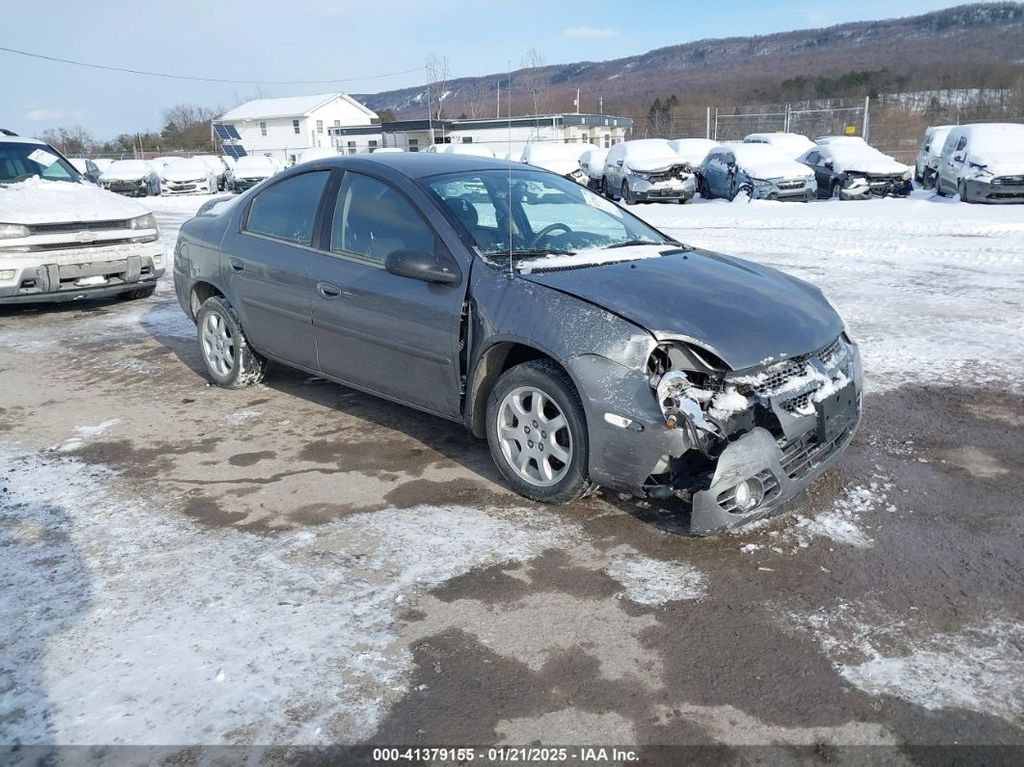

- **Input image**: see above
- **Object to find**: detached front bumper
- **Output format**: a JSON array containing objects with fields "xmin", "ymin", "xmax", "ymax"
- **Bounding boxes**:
[
  {"xmin": 965, "ymin": 178, "xmax": 1024, "ymax": 203},
  {"xmin": 572, "ymin": 338, "xmax": 863, "ymax": 535},
  {"xmin": 631, "ymin": 176, "xmax": 696, "ymax": 202},
  {"xmin": 0, "ymin": 242, "xmax": 165, "ymax": 304}
]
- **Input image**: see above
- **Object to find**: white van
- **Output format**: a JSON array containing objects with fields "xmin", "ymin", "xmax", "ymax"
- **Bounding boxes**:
[{"xmin": 936, "ymin": 123, "xmax": 1024, "ymax": 203}]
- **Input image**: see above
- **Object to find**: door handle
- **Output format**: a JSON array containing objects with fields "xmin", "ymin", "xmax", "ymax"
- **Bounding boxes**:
[
  {"xmin": 317, "ymin": 282, "xmax": 341, "ymax": 299},
  {"xmin": 229, "ymin": 258, "xmax": 245, "ymax": 272}
]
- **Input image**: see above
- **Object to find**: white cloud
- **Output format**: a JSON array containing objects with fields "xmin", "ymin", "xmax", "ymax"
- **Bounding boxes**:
[
  {"xmin": 24, "ymin": 108, "xmax": 65, "ymax": 121},
  {"xmin": 564, "ymin": 26, "xmax": 618, "ymax": 38}
]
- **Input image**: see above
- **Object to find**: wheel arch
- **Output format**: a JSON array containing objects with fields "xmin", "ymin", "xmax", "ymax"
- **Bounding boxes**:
[
  {"xmin": 466, "ymin": 340, "xmax": 581, "ymax": 439},
  {"xmin": 188, "ymin": 280, "xmax": 224, "ymax": 320}
]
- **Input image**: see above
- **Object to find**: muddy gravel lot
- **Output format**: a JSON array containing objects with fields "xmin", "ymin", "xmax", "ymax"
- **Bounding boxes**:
[{"xmin": 1, "ymin": 196, "xmax": 1023, "ymax": 760}]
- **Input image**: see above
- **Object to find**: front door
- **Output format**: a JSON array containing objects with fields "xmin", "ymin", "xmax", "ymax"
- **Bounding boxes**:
[
  {"xmin": 223, "ymin": 169, "xmax": 331, "ymax": 370},
  {"xmin": 310, "ymin": 171, "xmax": 468, "ymax": 417}
]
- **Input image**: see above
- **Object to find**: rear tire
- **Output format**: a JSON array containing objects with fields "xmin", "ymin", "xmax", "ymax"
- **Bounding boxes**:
[
  {"xmin": 195, "ymin": 296, "xmax": 267, "ymax": 389},
  {"xmin": 485, "ymin": 360, "xmax": 595, "ymax": 504},
  {"xmin": 958, "ymin": 178, "xmax": 970, "ymax": 203}
]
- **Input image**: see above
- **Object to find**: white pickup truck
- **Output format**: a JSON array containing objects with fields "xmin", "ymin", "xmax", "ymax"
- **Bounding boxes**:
[{"xmin": 0, "ymin": 133, "xmax": 165, "ymax": 304}]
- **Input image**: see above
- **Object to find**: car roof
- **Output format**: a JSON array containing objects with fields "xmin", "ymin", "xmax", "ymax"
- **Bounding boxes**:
[
  {"xmin": 0, "ymin": 134, "xmax": 47, "ymax": 146},
  {"xmin": 298, "ymin": 152, "xmax": 526, "ymax": 179}
]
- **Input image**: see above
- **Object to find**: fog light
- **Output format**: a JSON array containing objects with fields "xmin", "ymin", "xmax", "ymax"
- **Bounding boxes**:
[
  {"xmin": 0, "ymin": 269, "xmax": 15, "ymax": 281},
  {"xmin": 734, "ymin": 478, "xmax": 764, "ymax": 511}
]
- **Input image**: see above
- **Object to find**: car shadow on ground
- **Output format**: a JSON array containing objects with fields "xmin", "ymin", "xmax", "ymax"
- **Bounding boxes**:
[{"xmin": 137, "ymin": 300, "xmax": 699, "ymax": 535}]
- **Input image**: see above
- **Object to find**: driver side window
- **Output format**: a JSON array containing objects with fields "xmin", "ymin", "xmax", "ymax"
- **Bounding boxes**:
[{"xmin": 330, "ymin": 172, "xmax": 436, "ymax": 265}]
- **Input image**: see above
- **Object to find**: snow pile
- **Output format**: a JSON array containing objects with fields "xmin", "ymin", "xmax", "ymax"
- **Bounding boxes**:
[
  {"xmin": 0, "ymin": 446, "xmax": 575, "ymax": 744},
  {"xmin": 604, "ymin": 551, "xmax": 707, "ymax": 606},
  {"xmin": 0, "ymin": 175, "xmax": 150, "ymax": 224},
  {"xmin": 791, "ymin": 477, "xmax": 894, "ymax": 548},
  {"xmin": 49, "ymin": 419, "xmax": 121, "ymax": 453},
  {"xmin": 802, "ymin": 602, "xmax": 1024, "ymax": 726}
]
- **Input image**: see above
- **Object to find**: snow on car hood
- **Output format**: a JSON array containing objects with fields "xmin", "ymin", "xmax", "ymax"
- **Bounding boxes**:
[
  {"xmin": 163, "ymin": 164, "xmax": 210, "ymax": 182},
  {"xmin": 968, "ymin": 153, "xmax": 1024, "ymax": 176},
  {"xmin": 0, "ymin": 177, "xmax": 149, "ymax": 224},
  {"xmin": 742, "ymin": 159, "xmax": 814, "ymax": 181},
  {"xmin": 521, "ymin": 248, "xmax": 842, "ymax": 370},
  {"xmin": 625, "ymin": 156, "xmax": 687, "ymax": 173},
  {"xmin": 834, "ymin": 153, "xmax": 908, "ymax": 175}
]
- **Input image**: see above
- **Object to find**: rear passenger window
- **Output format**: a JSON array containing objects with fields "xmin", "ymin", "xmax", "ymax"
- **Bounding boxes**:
[
  {"xmin": 245, "ymin": 171, "xmax": 329, "ymax": 246},
  {"xmin": 955, "ymin": 136, "xmax": 968, "ymax": 152},
  {"xmin": 330, "ymin": 172, "xmax": 436, "ymax": 265}
]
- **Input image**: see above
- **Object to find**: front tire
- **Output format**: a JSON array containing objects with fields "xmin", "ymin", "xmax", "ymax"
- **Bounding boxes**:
[
  {"xmin": 621, "ymin": 181, "xmax": 635, "ymax": 205},
  {"xmin": 195, "ymin": 296, "xmax": 267, "ymax": 389},
  {"xmin": 958, "ymin": 178, "xmax": 971, "ymax": 203},
  {"xmin": 486, "ymin": 360, "xmax": 594, "ymax": 504}
]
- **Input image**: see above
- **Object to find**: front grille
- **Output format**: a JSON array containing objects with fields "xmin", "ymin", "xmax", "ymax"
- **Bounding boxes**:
[
  {"xmin": 29, "ymin": 220, "xmax": 130, "ymax": 234},
  {"xmin": 993, "ymin": 175, "xmax": 1024, "ymax": 185},
  {"xmin": 777, "ymin": 180, "xmax": 804, "ymax": 190},
  {"xmin": 731, "ymin": 335, "xmax": 852, "ymax": 411},
  {"xmin": 779, "ymin": 425, "xmax": 853, "ymax": 480},
  {"xmin": 29, "ymin": 238, "xmax": 134, "ymax": 251}
]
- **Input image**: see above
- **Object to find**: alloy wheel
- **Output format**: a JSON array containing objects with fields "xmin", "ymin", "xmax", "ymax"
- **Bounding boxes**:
[
  {"xmin": 497, "ymin": 386, "xmax": 572, "ymax": 487},
  {"xmin": 201, "ymin": 311, "xmax": 235, "ymax": 377}
]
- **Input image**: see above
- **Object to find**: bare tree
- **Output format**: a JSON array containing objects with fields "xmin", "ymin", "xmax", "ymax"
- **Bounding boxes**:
[
  {"xmin": 39, "ymin": 125, "xmax": 95, "ymax": 156},
  {"xmin": 161, "ymin": 103, "xmax": 218, "ymax": 151},
  {"xmin": 520, "ymin": 47, "xmax": 549, "ymax": 118},
  {"xmin": 425, "ymin": 52, "xmax": 452, "ymax": 121}
]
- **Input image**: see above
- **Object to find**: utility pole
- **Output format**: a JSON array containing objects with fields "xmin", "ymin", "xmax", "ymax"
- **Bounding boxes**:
[
  {"xmin": 599, "ymin": 96, "xmax": 603, "ymax": 114},
  {"xmin": 496, "ymin": 79, "xmax": 500, "ymax": 118},
  {"xmin": 706, "ymin": 106, "xmax": 711, "ymax": 139},
  {"xmin": 863, "ymin": 96, "xmax": 871, "ymax": 141}
]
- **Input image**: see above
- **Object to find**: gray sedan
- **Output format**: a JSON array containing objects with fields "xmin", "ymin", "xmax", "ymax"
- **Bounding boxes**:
[{"xmin": 173, "ymin": 154, "xmax": 862, "ymax": 534}]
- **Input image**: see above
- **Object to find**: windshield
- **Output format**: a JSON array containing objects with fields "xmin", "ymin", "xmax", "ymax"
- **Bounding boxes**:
[
  {"xmin": 424, "ymin": 168, "xmax": 673, "ymax": 263},
  {"xmin": 0, "ymin": 141, "xmax": 82, "ymax": 185}
]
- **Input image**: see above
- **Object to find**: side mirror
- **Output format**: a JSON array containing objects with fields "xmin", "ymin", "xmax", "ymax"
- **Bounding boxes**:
[
  {"xmin": 384, "ymin": 249, "xmax": 459, "ymax": 285},
  {"xmin": 616, "ymin": 159, "xmax": 624, "ymax": 167},
  {"xmin": 824, "ymin": 160, "xmax": 834, "ymax": 170}
]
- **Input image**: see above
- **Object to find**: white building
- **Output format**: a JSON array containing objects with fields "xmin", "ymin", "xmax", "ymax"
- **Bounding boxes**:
[
  {"xmin": 329, "ymin": 113, "xmax": 633, "ymax": 157},
  {"xmin": 215, "ymin": 93, "xmax": 378, "ymax": 165}
]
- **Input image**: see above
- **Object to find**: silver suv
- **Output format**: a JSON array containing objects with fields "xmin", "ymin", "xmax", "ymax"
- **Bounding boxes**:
[{"xmin": 0, "ymin": 134, "xmax": 165, "ymax": 304}]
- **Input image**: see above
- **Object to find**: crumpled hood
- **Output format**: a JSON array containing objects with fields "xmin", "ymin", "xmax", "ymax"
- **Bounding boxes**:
[
  {"xmin": 0, "ymin": 177, "xmax": 149, "ymax": 224},
  {"xmin": 520, "ymin": 249, "xmax": 843, "ymax": 370},
  {"xmin": 100, "ymin": 168, "xmax": 151, "ymax": 181},
  {"xmin": 743, "ymin": 160, "xmax": 814, "ymax": 181},
  {"xmin": 837, "ymin": 157, "xmax": 908, "ymax": 176},
  {"xmin": 626, "ymin": 158, "xmax": 687, "ymax": 173}
]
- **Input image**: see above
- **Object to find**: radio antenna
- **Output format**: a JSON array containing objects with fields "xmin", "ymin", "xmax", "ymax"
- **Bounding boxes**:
[{"xmin": 507, "ymin": 58, "xmax": 514, "ymax": 279}]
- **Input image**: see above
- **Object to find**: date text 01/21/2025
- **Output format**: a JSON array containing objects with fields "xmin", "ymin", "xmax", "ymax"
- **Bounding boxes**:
[{"xmin": 372, "ymin": 746, "xmax": 640, "ymax": 762}]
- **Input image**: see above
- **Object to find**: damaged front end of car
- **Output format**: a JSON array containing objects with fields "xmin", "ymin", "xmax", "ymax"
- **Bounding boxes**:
[
  {"xmin": 642, "ymin": 334, "xmax": 863, "ymax": 534},
  {"xmin": 840, "ymin": 171, "xmax": 913, "ymax": 199},
  {"xmin": 628, "ymin": 163, "xmax": 697, "ymax": 202}
]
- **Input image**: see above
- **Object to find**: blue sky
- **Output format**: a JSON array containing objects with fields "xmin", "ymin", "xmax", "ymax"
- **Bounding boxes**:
[{"xmin": 3, "ymin": 0, "xmax": 966, "ymax": 139}]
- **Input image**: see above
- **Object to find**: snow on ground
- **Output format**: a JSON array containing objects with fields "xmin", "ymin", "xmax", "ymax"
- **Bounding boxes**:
[
  {"xmin": 801, "ymin": 602, "xmax": 1024, "ymax": 728},
  {"xmin": 603, "ymin": 550, "xmax": 708, "ymax": 606},
  {"xmin": 634, "ymin": 192, "xmax": 1024, "ymax": 394},
  {"xmin": 0, "ymin": 446, "xmax": 577, "ymax": 744}
]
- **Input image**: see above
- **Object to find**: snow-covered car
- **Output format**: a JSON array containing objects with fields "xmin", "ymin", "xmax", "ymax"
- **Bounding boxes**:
[
  {"xmin": 699, "ymin": 143, "xmax": 816, "ymax": 202},
  {"xmin": 174, "ymin": 153, "xmax": 862, "ymax": 535},
  {"xmin": 579, "ymin": 147, "xmax": 609, "ymax": 191},
  {"xmin": 193, "ymin": 155, "xmax": 229, "ymax": 190},
  {"xmin": 935, "ymin": 123, "xmax": 1024, "ymax": 204},
  {"xmin": 68, "ymin": 157, "xmax": 101, "ymax": 184},
  {"xmin": 446, "ymin": 144, "xmax": 496, "ymax": 158},
  {"xmin": 99, "ymin": 159, "xmax": 161, "ymax": 197},
  {"xmin": 603, "ymin": 139, "xmax": 697, "ymax": 204},
  {"xmin": 230, "ymin": 156, "xmax": 278, "ymax": 192},
  {"xmin": 668, "ymin": 138, "xmax": 717, "ymax": 167},
  {"xmin": 915, "ymin": 125, "xmax": 953, "ymax": 188},
  {"xmin": 371, "ymin": 147, "xmax": 404, "ymax": 153},
  {"xmin": 298, "ymin": 147, "xmax": 339, "ymax": 164},
  {"xmin": 814, "ymin": 136, "xmax": 867, "ymax": 146},
  {"xmin": 0, "ymin": 135, "xmax": 164, "ymax": 304},
  {"xmin": 744, "ymin": 132, "xmax": 816, "ymax": 160},
  {"xmin": 521, "ymin": 143, "xmax": 595, "ymax": 185},
  {"xmin": 92, "ymin": 158, "xmax": 114, "ymax": 174},
  {"xmin": 161, "ymin": 158, "xmax": 218, "ymax": 195},
  {"xmin": 798, "ymin": 142, "xmax": 912, "ymax": 199}
]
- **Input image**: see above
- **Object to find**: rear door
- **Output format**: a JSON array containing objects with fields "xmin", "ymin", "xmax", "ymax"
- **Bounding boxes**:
[
  {"xmin": 309, "ymin": 170, "xmax": 468, "ymax": 417},
  {"xmin": 222, "ymin": 169, "xmax": 331, "ymax": 370}
]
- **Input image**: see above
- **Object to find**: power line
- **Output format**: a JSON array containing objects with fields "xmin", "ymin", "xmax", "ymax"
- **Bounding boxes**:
[{"xmin": 0, "ymin": 44, "xmax": 421, "ymax": 85}]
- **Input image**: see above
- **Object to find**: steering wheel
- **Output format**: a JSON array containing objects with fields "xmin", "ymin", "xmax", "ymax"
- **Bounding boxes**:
[{"xmin": 529, "ymin": 223, "xmax": 573, "ymax": 248}]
